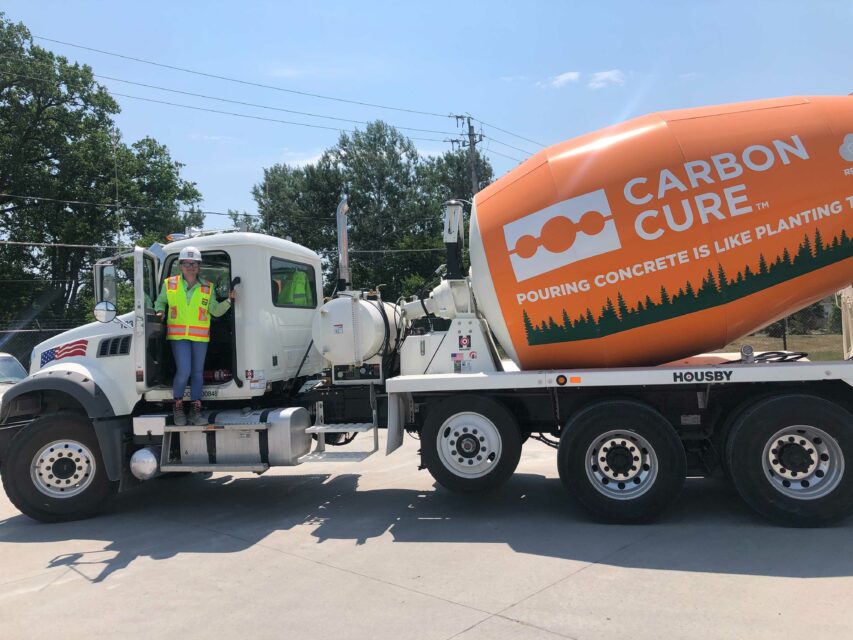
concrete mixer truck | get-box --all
[1,95,851,527]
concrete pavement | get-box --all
[1,433,852,639]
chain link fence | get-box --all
[720,296,846,361]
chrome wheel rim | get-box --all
[762,425,844,500]
[585,430,658,500]
[436,412,502,479]
[30,440,97,498]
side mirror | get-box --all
[94,301,117,323]
[95,263,118,305]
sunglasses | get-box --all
[180,262,199,267]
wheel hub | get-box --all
[456,434,480,458]
[437,412,502,479]
[585,431,657,500]
[30,440,97,499]
[604,445,634,476]
[776,442,813,474]
[763,425,844,499]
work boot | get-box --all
[188,400,206,426]
[173,400,187,427]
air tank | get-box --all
[469,96,853,368]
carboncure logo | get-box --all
[502,135,811,283]
[504,189,621,282]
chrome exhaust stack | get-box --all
[336,192,351,292]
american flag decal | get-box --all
[40,339,88,366]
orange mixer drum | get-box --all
[469,96,853,368]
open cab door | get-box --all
[133,246,164,393]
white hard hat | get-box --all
[178,246,202,262]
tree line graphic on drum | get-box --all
[522,228,851,345]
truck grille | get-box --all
[97,335,131,357]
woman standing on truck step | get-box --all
[154,246,236,426]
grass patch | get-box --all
[717,333,844,361]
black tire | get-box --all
[421,395,522,492]
[725,394,853,527]
[1,412,119,522]
[558,400,686,523]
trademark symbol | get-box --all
[756,201,771,210]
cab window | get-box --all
[271,257,316,309]
[163,251,232,301]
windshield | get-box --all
[0,355,26,383]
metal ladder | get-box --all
[300,384,379,462]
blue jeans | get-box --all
[171,340,209,402]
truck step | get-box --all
[298,451,375,463]
[160,463,269,473]
[164,423,269,433]
[305,423,374,434]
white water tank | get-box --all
[312,295,400,365]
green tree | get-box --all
[0,15,202,324]
[248,121,492,300]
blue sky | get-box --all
[5,1,852,228]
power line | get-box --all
[484,148,524,164]
[0,192,257,219]
[0,67,461,137]
[350,248,444,254]
[1,192,454,229]
[482,135,535,156]
[33,35,455,120]
[108,91,448,143]
[0,240,447,254]
[0,240,120,249]
[473,117,545,148]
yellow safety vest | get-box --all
[164,275,213,342]
[279,270,313,307]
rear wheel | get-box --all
[421,395,522,492]
[1,412,119,522]
[558,400,686,523]
[725,394,853,527]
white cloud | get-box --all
[280,149,323,167]
[537,71,581,89]
[188,134,238,142]
[267,67,310,79]
[588,69,626,89]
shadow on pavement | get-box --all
[1,471,852,583]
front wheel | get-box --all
[558,400,686,523]
[725,394,853,527]
[421,395,522,492]
[1,412,119,522]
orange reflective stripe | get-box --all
[200,284,211,294]
[187,326,210,337]
[170,307,178,319]
[167,276,179,291]
[197,308,208,321]
[167,325,188,335]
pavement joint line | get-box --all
[170,516,500,618]
[444,612,579,640]
[0,565,74,589]
[487,529,660,623]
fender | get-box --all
[1,369,115,421]
[0,371,128,481]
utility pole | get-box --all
[465,116,483,196]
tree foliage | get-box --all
[242,121,493,300]
[0,15,202,324]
